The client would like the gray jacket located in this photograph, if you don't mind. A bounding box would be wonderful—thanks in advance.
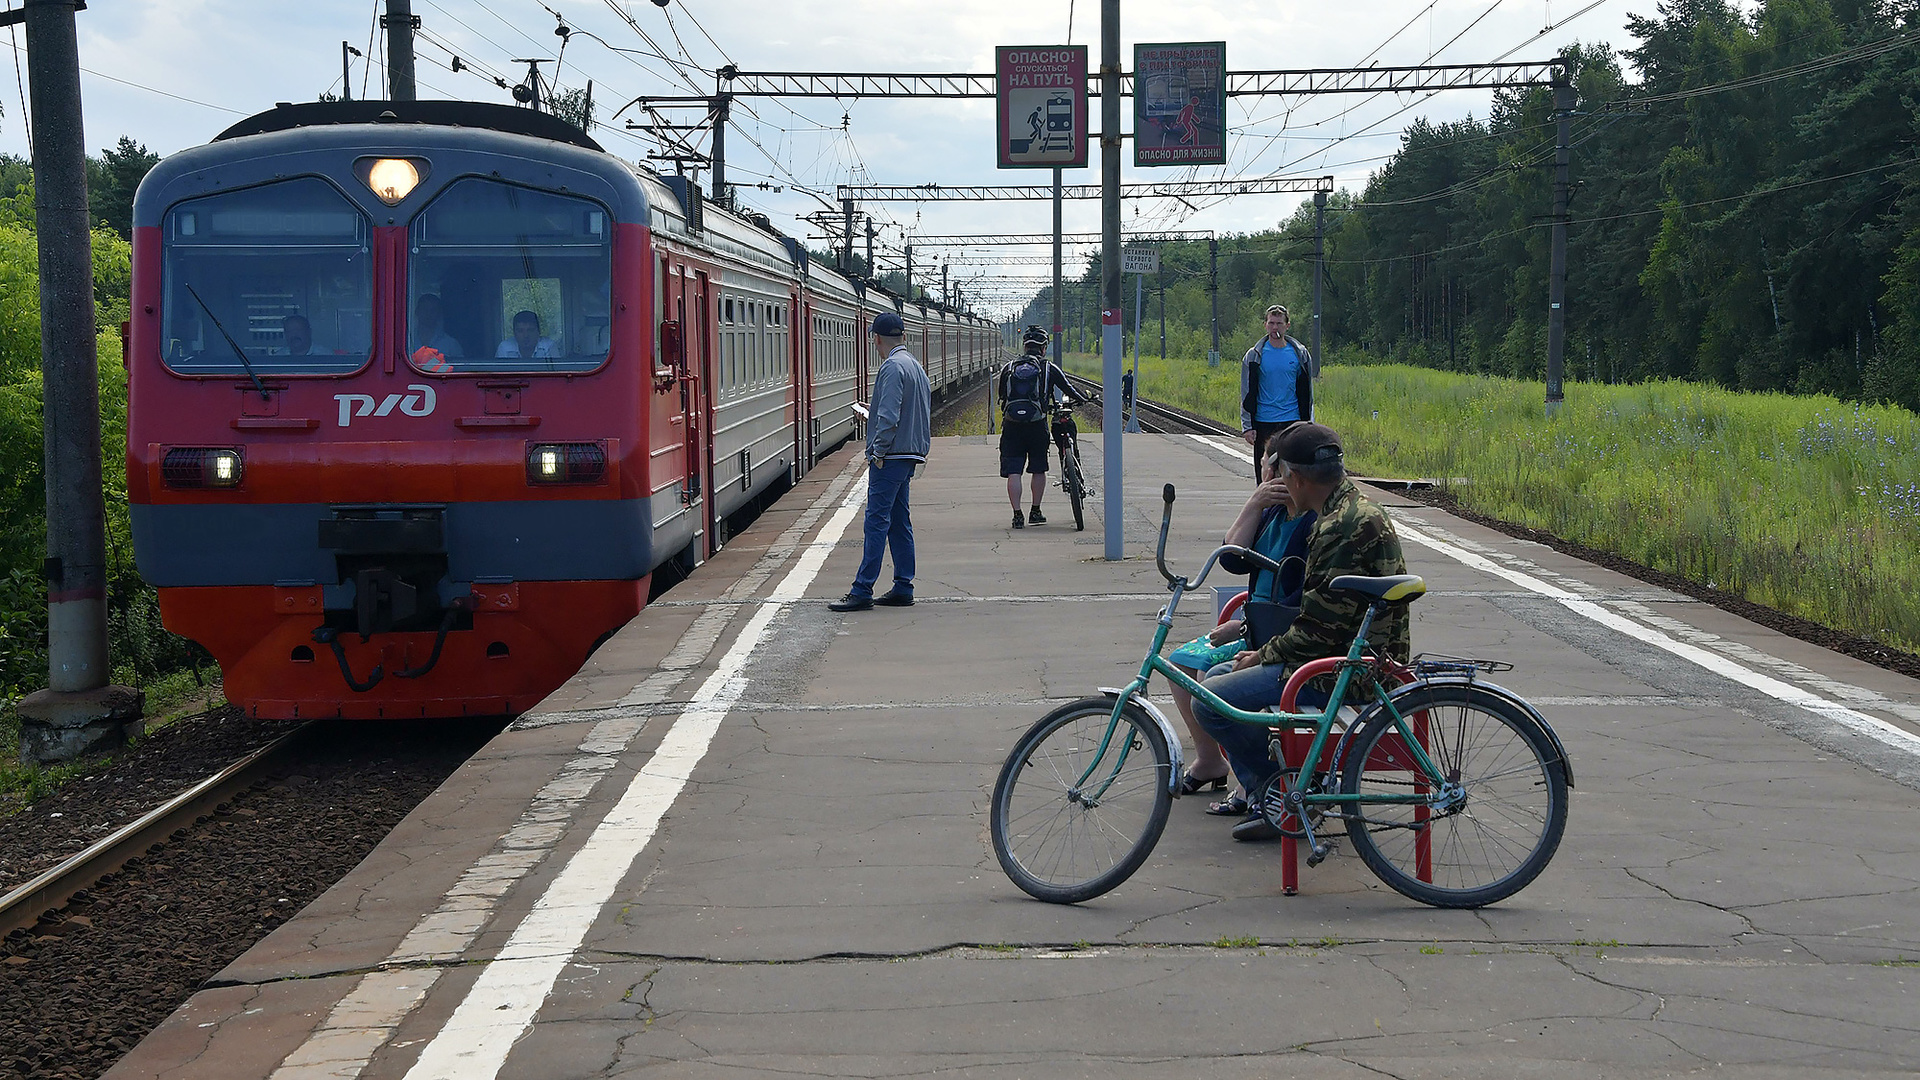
[866,345,932,463]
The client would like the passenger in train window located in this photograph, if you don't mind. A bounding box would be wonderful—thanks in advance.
[497,309,560,360]
[829,310,932,612]
[411,294,465,359]
[281,314,316,356]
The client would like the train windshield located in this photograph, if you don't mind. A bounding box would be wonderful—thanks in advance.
[406,179,612,375]
[160,178,374,375]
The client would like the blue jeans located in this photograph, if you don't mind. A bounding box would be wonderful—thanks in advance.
[1192,661,1328,795]
[851,459,914,598]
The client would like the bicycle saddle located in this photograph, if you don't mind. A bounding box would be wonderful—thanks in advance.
[1328,574,1426,602]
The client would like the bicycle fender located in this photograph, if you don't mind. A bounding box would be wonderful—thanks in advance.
[1099,688,1187,797]
[1374,677,1574,789]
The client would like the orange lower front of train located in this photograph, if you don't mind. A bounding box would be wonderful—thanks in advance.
[160,579,645,720]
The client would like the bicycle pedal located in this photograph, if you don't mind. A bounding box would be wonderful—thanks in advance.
[1305,840,1337,868]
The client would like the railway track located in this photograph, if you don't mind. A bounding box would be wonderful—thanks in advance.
[0,714,501,1080]
[1059,372,1241,438]
[0,725,312,940]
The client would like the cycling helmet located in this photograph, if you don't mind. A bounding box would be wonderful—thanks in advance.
[1020,325,1049,353]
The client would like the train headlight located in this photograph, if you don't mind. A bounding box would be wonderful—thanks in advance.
[162,447,245,488]
[359,157,424,205]
[525,442,608,485]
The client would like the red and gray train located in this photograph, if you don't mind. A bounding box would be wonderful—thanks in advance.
[126,101,995,720]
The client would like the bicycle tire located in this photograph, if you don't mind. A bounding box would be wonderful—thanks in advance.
[991,697,1172,903]
[1063,451,1086,530]
[1338,683,1567,908]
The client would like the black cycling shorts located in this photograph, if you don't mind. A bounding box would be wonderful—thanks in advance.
[999,420,1050,476]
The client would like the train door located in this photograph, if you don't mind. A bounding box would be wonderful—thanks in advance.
[792,290,808,474]
[692,270,716,556]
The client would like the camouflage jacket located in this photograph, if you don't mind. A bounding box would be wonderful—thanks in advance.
[1252,478,1411,672]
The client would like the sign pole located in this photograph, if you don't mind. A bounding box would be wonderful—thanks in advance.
[1100,0,1122,560]
[1127,271,1142,433]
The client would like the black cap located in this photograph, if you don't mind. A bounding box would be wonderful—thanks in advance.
[1273,422,1342,466]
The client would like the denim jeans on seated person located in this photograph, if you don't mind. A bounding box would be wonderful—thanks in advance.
[1192,660,1329,798]
[851,458,915,599]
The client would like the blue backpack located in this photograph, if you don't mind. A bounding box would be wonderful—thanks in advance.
[1003,357,1047,423]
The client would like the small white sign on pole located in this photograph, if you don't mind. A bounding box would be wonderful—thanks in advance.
[1121,245,1159,275]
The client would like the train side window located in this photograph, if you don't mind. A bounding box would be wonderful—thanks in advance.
[161,177,373,376]
[406,178,611,375]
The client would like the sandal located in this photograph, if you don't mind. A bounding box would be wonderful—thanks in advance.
[1204,794,1249,816]
[1177,770,1229,795]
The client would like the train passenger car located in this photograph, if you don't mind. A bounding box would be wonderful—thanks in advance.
[127,100,994,721]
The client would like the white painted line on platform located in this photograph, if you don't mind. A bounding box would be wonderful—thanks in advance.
[270,461,868,1080]
[398,472,868,1080]
[1190,433,1253,464]
[1394,517,1920,759]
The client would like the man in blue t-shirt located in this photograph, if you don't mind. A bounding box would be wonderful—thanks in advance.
[1239,303,1315,485]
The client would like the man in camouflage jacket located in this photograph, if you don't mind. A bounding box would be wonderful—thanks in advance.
[1193,422,1411,840]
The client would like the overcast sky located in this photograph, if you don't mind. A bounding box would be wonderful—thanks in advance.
[1,0,1661,318]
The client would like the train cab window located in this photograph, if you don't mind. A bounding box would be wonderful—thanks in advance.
[406,179,612,374]
[161,177,373,376]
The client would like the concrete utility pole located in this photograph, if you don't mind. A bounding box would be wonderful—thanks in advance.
[1099,0,1122,560]
[1545,71,1574,418]
[841,196,854,271]
[865,218,875,277]
[1208,237,1219,366]
[1052,168,1067,367]
[11,0,140,763]
[710,93,730,206]
[904,244,913,299]
[342,41,356,101]
[1313,190,1327,372]
[384,0,417,101]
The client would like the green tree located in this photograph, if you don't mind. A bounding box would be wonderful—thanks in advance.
[84,136,158,240]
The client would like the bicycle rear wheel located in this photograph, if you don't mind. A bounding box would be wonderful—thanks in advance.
[1339,683,1567,908]
[991,697,1171,903]
[1059,447,1086,531]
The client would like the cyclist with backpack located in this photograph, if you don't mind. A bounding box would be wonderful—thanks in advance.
[999,326,1083,528]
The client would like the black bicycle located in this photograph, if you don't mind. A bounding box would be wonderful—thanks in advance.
[1050,405,1089,531]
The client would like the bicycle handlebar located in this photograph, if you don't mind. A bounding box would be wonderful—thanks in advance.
[1155,485,1179,586]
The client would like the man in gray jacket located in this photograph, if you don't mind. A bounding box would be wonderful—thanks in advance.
[831,310,933,612]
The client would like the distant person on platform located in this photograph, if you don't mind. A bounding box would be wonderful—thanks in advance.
[497,309,560,361]
[998,325,1083,529]
[1240,303,1315,485]
[830,310,932,612]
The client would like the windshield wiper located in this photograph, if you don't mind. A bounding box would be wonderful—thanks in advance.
[185,283,269,399]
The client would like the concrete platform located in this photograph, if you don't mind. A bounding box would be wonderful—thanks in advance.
[106,433,1920,1079]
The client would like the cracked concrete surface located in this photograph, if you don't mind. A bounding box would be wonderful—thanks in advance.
[105,437,1920,1079]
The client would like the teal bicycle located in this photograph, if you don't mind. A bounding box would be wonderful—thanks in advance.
[989,485,1572,906]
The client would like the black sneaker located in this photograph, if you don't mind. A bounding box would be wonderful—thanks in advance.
[1027,506,1046,525]
[1231,814,1282,842]
[828,592,873,612]
[1011,509,1025,529]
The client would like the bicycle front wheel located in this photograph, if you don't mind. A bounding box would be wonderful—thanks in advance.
[1060,448,1086,531]
[991,697,1172,903]
[1339,683,1568,908]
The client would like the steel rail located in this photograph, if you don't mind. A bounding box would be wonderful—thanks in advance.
[0,725,312,937]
